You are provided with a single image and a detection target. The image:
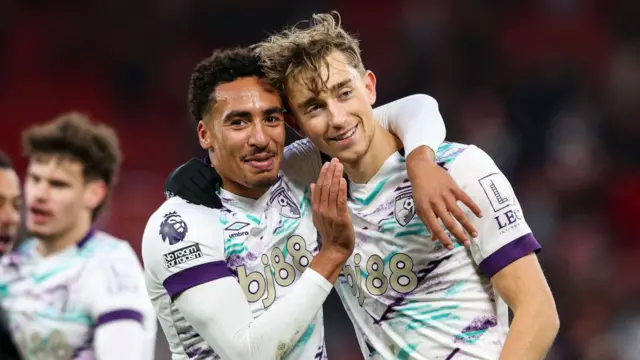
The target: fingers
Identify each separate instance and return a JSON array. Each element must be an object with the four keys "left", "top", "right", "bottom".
[
  {"left": 320, "top": 160, "right": 336, "bottom": 212},
  {"left": 436, "top": 193, "right": 470, "bottom": 246},
  {"left": 418, "top": 207, "right": 454, "bottom": 250},
  {"left": 444, "top": 191, "right": 478, "bottom": 239},
  {"left": 454, "top": 186, "right": 483, "bottom": 218},
  {"left": 431, "top": 199, "right": 467, "bottom": 248},
  {"left": 337, "top": 177, "right": 348, "bottom": 215},
  {"left": 327, "top": 159, "right": 343, "bottom": 217},
  {"left": 313, "top": 162, "right": 329, "bottom": 213}
]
